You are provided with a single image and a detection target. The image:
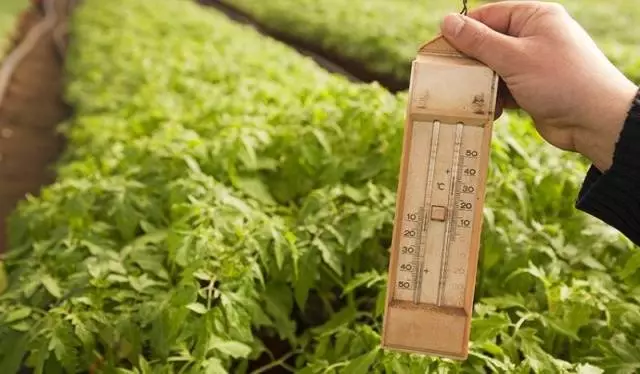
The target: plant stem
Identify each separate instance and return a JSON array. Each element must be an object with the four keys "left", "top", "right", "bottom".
[
  {"left": 322, "top": 361, "right": 348, "bottom": 373},
  {"left": 249, "top": 350, "right": 297, "bottom": 374}
]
